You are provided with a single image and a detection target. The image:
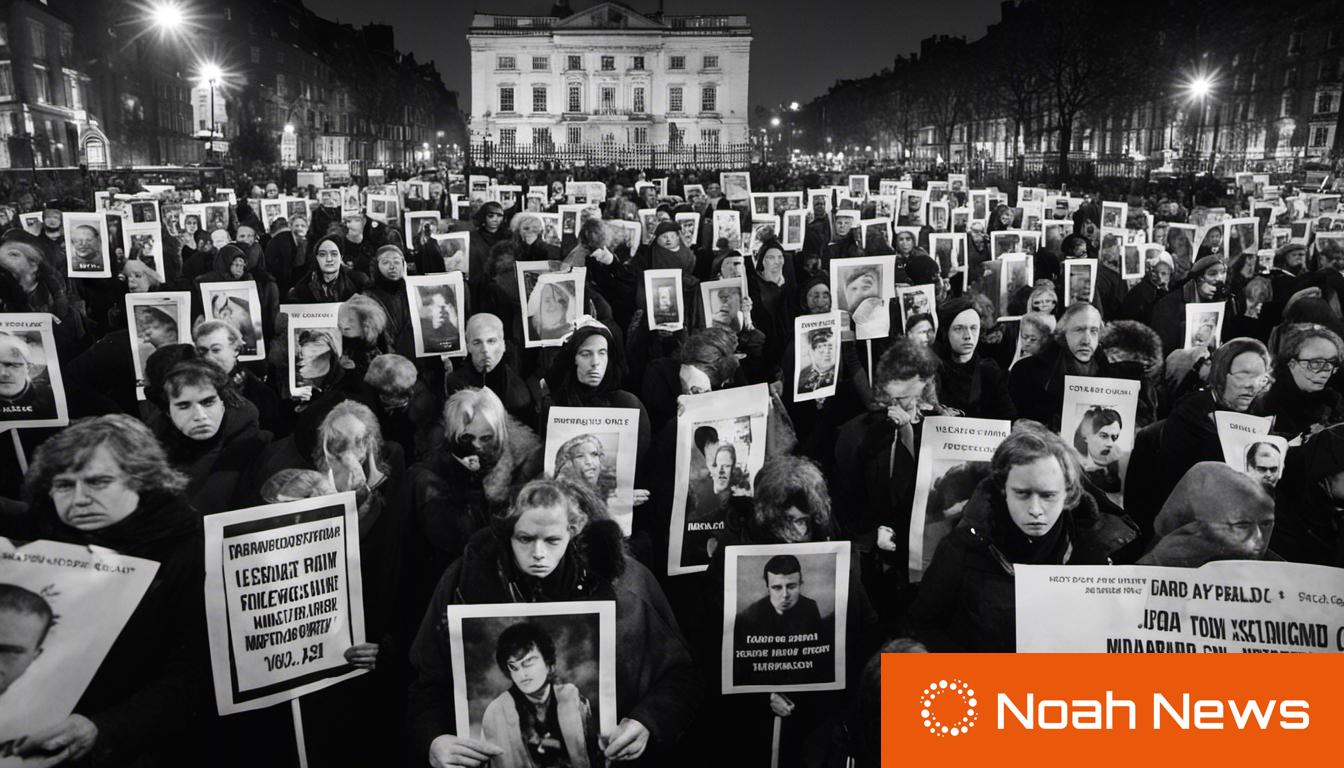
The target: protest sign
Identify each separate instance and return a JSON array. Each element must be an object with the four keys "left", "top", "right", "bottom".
[
  {"left": 847, "top": 175, "right": 869, "bottom": 199},
  {"left": 0, "top": 540, "right": 159, "bottom": 745},
  {"left": 429, "top": 231, "right": 471, "bottom": 275},
  {"left": 929, "top": 234, "right": 968, "bottom": 288},
  {"left": 1101, "top": 201, "right": 1128, "bottom": 230},
  {"left": 1214, "top": 411, "right": 1284, "bottom": 490},
  {"left": 781, "top": 208, "right": 806, "bottom": 251},
  {"left": 405, "top": 211, "right": 444, "bottom": 245},
  {"left": 1016, "top": 560, "right": 1344, "bottom": 652},
  {"left": 126, "top": 292, "right": 191, "bottom": 401},
  {"left": 544, "top": 407, "right": 640, "bottom": 536},
  {"left": 0, "top": 314, "right": 67, "bottom": 432},
  {"left": 1062, "top": 259, "right": 1097, "bottom": 305},
  {"left": 1062, "top": 376, "right": 1141, "bottom": 508},
  {"left": 288, "top": 315, "right": 343, "bottom": 400},
  {"left": 700, "top": 278, "right": 746, "bottom": 332},
  {"left": 200, "top": 281, "right": 266, "bottom": 361},
  {"left": 910, "top": 417, "right": 1011, "bottom": 578},
  {"left": 897, "top": 285, "right": 937, "bottom": 334},
  {"left": 518, "top": 262, "right": 584, "bottom": 347},
  {"left": 406, "top": 273, "right": 467, "bottom": 358},
  {"left": 1184, "top": 302, "right": 1226, "bottom": 350},
  {"left": 793, "top": 312, "right": 842, "bottom": 403},
  {"left": 669, "top": 384, "right": 770, "bottom": 575},
  {"left": 983, "top": 253, "right": 1033, "bottom": 321},
  {"left": 712, "top": 209, "right": 743, "bottom": 252},
  {"left": 720, "top": 172, "right": 752, "bottom": 203},
  {"left": 644, "top": 268, "right": 684, "bottom": 332},
  {"left": 747, "top": 216, "right": 779, "bottom": 255},
  {"left": 675, "top": 211, "right": 701, "bottom": 249},
  {"left": 722, "top": 541, "right": 850, "bottom": 694},
  {"left": 447, "top": 601, "right": 617, "bottom": 761},
  {"left": 203, "top": 493, "right": 365, "bottom": 715},
  {"left": 829, "top": 255, "right": 894, "bottom": 334},
  {"left": 123, "top": 222, "right": 167, "bottom": 282},
  {"left": 62, "top": 212, "right": 110, "bottom": 278}
]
